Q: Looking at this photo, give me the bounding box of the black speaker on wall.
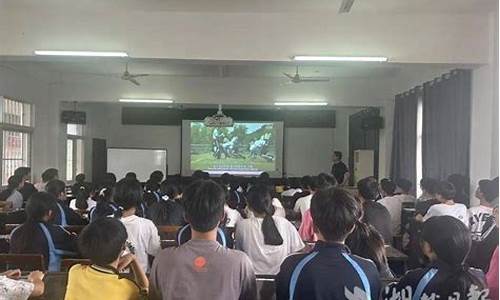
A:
[361,116,384,130]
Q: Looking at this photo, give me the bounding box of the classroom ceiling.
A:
[0,0,496,13]
[0,58,460,81]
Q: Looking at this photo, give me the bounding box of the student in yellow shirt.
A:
[64,218,149,300]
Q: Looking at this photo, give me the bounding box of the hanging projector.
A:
[203,104,234,127]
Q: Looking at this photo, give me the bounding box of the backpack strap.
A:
[56,203,68,226]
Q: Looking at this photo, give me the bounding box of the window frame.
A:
[0,96,34,186]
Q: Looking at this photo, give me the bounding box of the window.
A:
[0,97,33,185]
[66,124,84,181]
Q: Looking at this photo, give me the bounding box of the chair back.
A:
[0,253,45,271]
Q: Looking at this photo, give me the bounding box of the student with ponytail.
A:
[46,180,87,226]
[383,216,487,299]
[235,185,304,275]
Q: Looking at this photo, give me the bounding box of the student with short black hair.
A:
[149,170,164,185]
[415,178,440,218]
[35,168,58,191]
[65,217,148,299]
[235,185,304,275]
[10,192,77,271]
[469,179,497,240]
[148,182,185,226]
[423,181,469,226]
[276,187,381,300]
[378,178,411,236]
[395,178,416,203]
[150,179,256,300]
[448,173,470,207]
[114,179,161,273]
[125,172,138,181]
[0,175,24,209]
[14,166,37,203]
[357,177,393,244]
[46,179,87,226]
[383,216,487,299]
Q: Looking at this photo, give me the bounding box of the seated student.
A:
[89,174,119,221]
[383,216,487,300]
[224,201,242,228]
[448,173,470,207]
[292,176,315,218]
[149,170,164,186]
[415,178,440,218]
[149,182,185,226]
[276,187,381,300]
[14,167,37,203]
[227,176,247,212]
[281,178,303,197]
[235,185,304,275]
[0,175,24,209]
[378,178,407,237]
[114,179,161,274]
[34,168,58,191]
[176,218,235,249]
[346,218,394,279]
[469,179,496,240]
[69,189,97,213]
[356,177,393,244]
[468,201,499,272]
[394,178,416,203]
[10,192,77,271]
[0,269,44,300]
[46,180,87,226]
[125,172,137,181]
[143,180,161,207]
[65,217,148,300]
[423,181,469,227]
[70,173,89,196]
[149,179,256,300]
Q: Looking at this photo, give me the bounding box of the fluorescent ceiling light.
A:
[34,50,128,57]
[119,99,173,104]
[274,101,328,106]
[292,56,387,62]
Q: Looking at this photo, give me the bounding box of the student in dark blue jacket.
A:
[383,216,487,300]
[46,180,87,226]
[276,187,381,300]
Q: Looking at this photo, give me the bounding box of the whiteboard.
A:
[107,148,167,182]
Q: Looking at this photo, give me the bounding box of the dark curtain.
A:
[390,89,418,194]
[422,69,472,180]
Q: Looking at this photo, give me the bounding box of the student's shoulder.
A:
[348,254,379,274]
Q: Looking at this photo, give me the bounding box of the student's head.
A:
[150,170,164,184]
[7,175,24,191]
[45,179,66,201]
[421,216,484,293]
[332,151,342,162]
[192,170,206,180]
[183,179,225,232]
[317,173,336,187]
[357,177,379,201]
[75,173,85,184]
[310,187,362,242]
[395,178,412,194]
[447,174,468,194]
[25,192,57,222]
[14,167,31,181]
[436,181,456,202]
[380,178,396,197]
[101,173,117,187]
[476,179,496,204]
[144,180,160,192]
[125,172,137,181]
[78,217,128,266]
[75,189,90,211]
[160,182,181,200]
[114,178,143,211]
[220,173,232,187]
[259,172,270,181]
[247,185,283,246]
[41,168,58,183]
[420,178,439,195]
[346,222,387,272]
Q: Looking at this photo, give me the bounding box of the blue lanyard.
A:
[177,224,227,248]
[38,223,76,271]
[56,203,67,226]
[413,268,438,300]
[288,252,372,300]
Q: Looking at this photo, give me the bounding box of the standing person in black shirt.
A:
[276,187,381,300]
[14,167,37,204]
[330,151,349,186]
[357,177,393,244]
[383,216,487,300]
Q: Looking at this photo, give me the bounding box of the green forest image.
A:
[190,122,276,172]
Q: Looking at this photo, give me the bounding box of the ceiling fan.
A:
[121,62,149,86]
[338,0,355,14]
[283,66,330,83]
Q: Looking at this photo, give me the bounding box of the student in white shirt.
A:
[281,178,302,197]
[378,178,405,236]
[293,175,317,217]
[235,185,304,275]
[469,179,496,240]
[0,175,24,209]
[395,178,417,204]
[423,181,469,227]
[224,204,242,228]
[114,178,161,273]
